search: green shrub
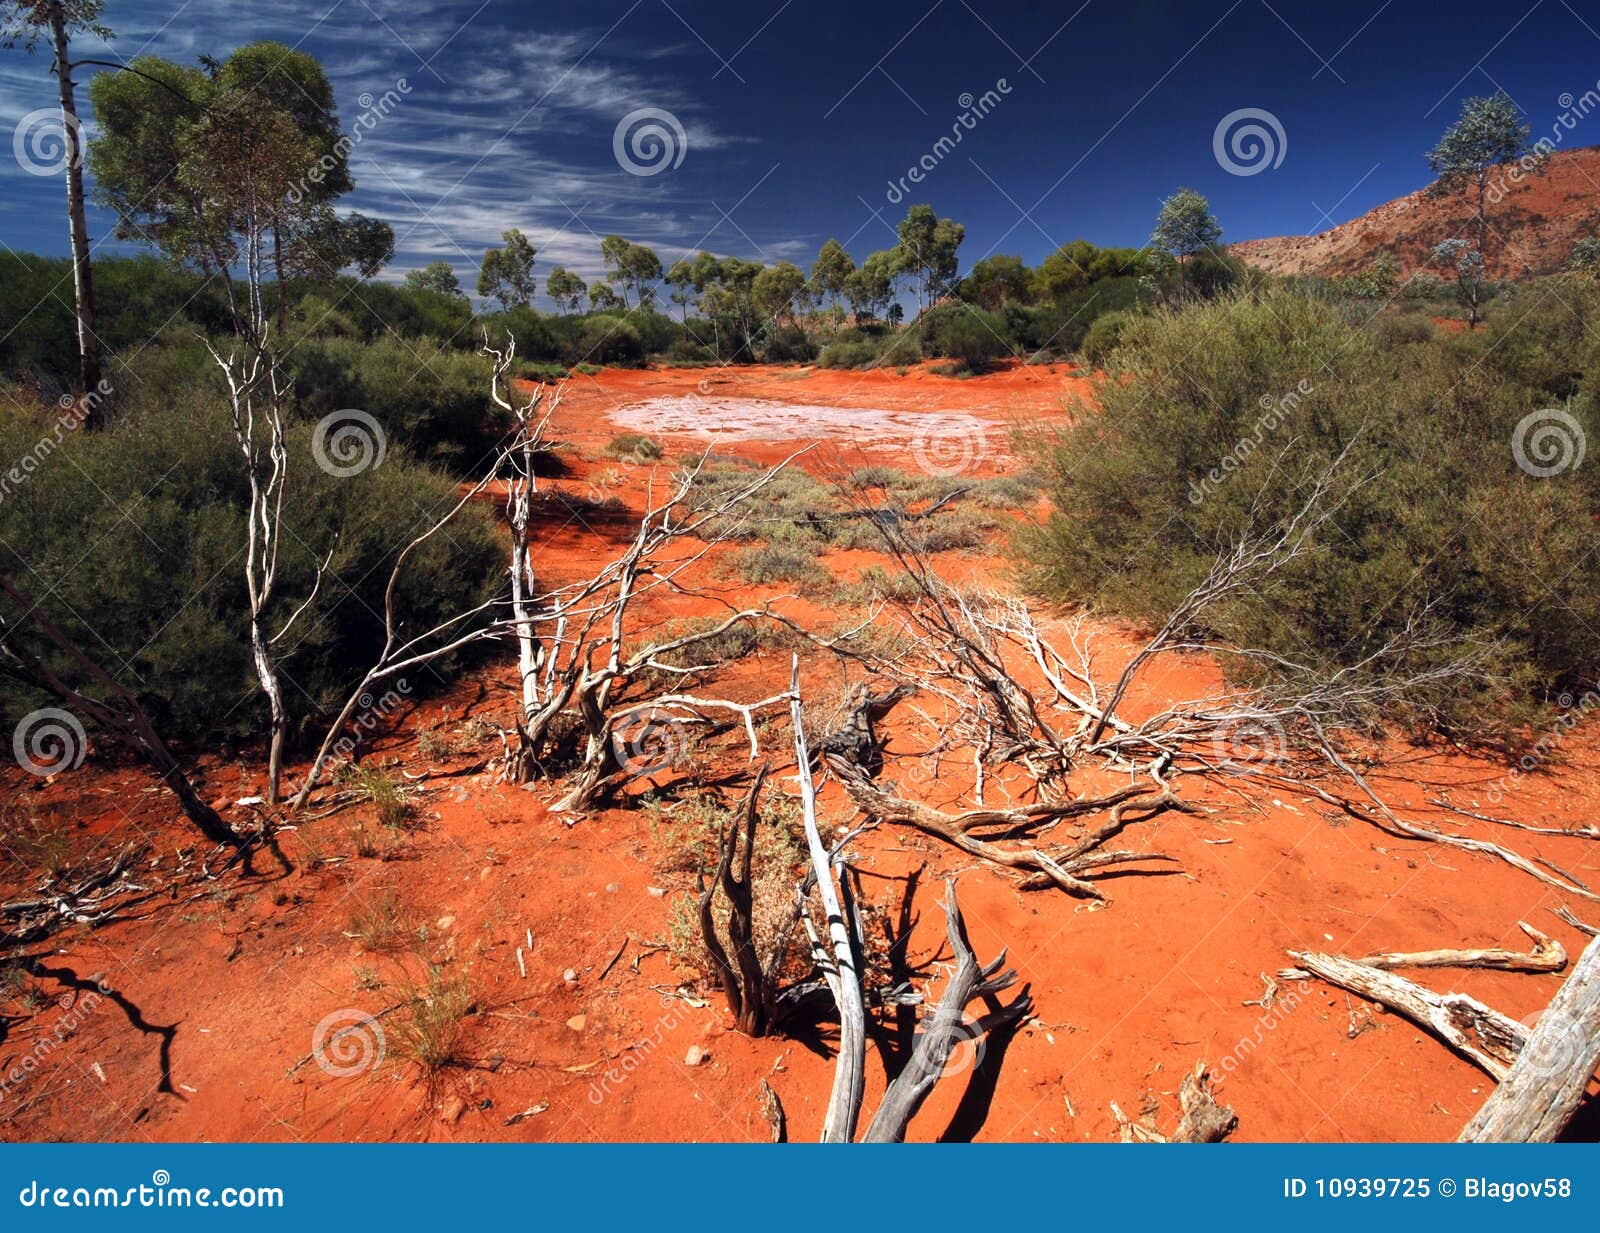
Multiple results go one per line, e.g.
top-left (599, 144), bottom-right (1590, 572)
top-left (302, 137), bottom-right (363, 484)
top-left (288, 336), bottom-right (508, 472)
top-left (1019, 284), bottom-right (1600, 737)
top-left (575, 316), bottom-right (646, 367)
top-left (818, 340), bottom-right (880, 369)
top-left (1080, 309), bottom-right (1138, 366)
top-left (731, 542), bottom-right (831, 586)
top-left (0, 378), bottom-right (504, 749)
top-left (605, 432), bottom-right (663, 461)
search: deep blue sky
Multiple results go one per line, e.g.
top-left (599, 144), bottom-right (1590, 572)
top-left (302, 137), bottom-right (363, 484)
top-left (3, 0), bottom-right (1598, 306)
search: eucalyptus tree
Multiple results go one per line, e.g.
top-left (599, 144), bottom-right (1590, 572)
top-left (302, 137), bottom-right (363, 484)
top-left (545, 265), bottom-right (587, 313)
top-left (477, 227), bottom-right (538, 308)
top-left (1428, 93), bottom-right (1545, 257)
top-left (810, 238), bottom-right (855, 311)
top-left (2, 0), bottom-right (112, 413)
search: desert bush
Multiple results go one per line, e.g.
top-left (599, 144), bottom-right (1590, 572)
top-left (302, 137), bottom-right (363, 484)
top-left (1019, 284), bottom-right (1600, 736)
top-left (653, 790), bottom-right (807, 986)
top-left (732, 541), bottom-right (831, 586)
top-left (393, 963), bottom-right (475, 1070)
top-left (926, 305), bottom-right (1011, 371)
top-left (574, 316), bottom-right (646, 367)
top-left (817, 339), bottom-right (881, 369)
top-left (605, 432), bottom-right (663, 461)
top-left (1080, 308), bottom-right (1138, 365)
top-left (349, 890), bottom-right (410, 952)
top-left (0, 385), bottom-right (504, 750)
top-left (288, 336), bottom-right (508, 471)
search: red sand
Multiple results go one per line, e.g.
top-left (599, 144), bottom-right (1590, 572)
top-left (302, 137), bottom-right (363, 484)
top-left (3, 361), bottom-right (1597, 1144)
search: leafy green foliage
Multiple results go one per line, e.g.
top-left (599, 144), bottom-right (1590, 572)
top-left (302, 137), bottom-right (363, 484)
top-left (1019, 284), bottom-right (1600, 737)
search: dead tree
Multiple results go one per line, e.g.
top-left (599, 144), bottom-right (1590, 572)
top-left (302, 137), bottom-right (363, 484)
top-left (860, 881), bottom-right (1033, 1141)
top-left (784, 661), bottom-right (1032, 1142)
top-left (1279, 922), bottom-right (1566, 978)
top-left (1288, 949), bottom-right (1527, 1079)
top-left (483, 336), bottom-right (560, 784)
top-left (1460, 932), bottom-right (1600, 1142)
top-left (206, 331), bottom-right (305, 806)
top-left (1293, 934), bottom-right (1600, 1141)
top-left (495, 452), bottom-right (801, 812)
top-left (790, 657), bottom-right (867, 1142)
top-left (698, 765), bottom-right (778, 1036)
top-left (0, 574), bottom-right (235, 846)
top-left (825, 459), bottom-right (1582, 912)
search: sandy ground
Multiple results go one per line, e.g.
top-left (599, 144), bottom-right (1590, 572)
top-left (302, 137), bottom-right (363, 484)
top-left (3, 360), bottom-right (1597, 1144)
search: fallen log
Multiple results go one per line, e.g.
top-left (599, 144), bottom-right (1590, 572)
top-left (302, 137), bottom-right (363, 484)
top-left (1280, 922), bottom-right (1565, 978)
top-left (1287, 949), bottom-right (1526, 1079)
top-left (1460, 933), bottom-right (1600, 1142)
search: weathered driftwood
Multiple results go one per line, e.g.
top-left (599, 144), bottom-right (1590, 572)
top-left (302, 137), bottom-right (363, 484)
top-left (1111, 1062), bottom-right (1237, 1143)
top-left (1288, 949), bottom-right (1526, 1079)
top-left (861, 881), bottom-right (1033, 1142)
top-left (1279, 922), bottom-right (1565, 978)
top-left (1461, 933), bottom-right (1600, 1142)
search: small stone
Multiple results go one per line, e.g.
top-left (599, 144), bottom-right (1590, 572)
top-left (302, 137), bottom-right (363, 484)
top-left (684, 1045), bottom-right (709, 1066)
top-left (439, 1095), bottom-right (465, 1124)
top-left (562, 967), bottom-right (579, 984)
top-left (605, 882), bottom-right (621, 893)
top-left (567, 1014), bottom-right (587, 1031)
top-left (647, 886), bottom-right (666, 898)
top-left (437, 915), bottom-right (456, 930)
